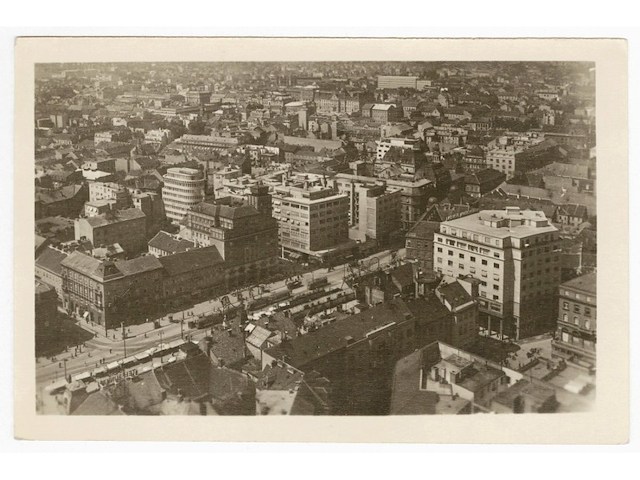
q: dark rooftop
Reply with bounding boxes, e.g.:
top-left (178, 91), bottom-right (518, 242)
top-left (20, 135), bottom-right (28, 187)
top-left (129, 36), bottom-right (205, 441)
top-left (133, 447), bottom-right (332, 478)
top-left (264, 298), bottom-right (413, 368)
top-left (158, 245), bottom-right (223, 276)
top-left (561, 272), bottom-right (596, 295)
top-left (148, 231), bottom-right (195, 254)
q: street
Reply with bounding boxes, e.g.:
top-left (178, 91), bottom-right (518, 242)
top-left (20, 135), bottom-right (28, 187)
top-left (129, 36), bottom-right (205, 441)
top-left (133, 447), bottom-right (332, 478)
top-left (36, 247), bottom-right (406, 390)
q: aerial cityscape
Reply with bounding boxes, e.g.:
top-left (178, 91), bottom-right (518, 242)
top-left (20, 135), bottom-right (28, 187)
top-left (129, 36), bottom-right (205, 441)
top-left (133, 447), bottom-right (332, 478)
top-left (34, 61), bottom-right (597, 416)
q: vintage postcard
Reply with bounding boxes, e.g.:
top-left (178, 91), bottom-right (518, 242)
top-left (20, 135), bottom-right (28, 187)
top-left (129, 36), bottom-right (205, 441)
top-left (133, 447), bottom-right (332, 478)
top-left (14, 37), bottom-right (628, 443)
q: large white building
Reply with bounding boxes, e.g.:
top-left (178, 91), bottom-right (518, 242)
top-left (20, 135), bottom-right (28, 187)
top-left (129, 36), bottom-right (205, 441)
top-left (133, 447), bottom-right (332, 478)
top-left (375, 137), bottom-right (419, 161)
top-left (162, 167), bottom-right (206, 223)
top-left (377, 75), bottom-right (418, 90)
top-left (433, 207), bottom-right (561, 340)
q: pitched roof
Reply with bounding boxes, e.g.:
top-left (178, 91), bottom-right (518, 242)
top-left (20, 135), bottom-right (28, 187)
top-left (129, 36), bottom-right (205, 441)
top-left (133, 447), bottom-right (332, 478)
top-left (71, 391), bottom-right (123, 416)
top-left (158, 246), bottom-right (223, 276)
top-left (35, 184), bottom-right (85, 204)
top-left (35, 246), bottom-right (68, 275)
top-left (561, 272), bottom-right (596, 295)
top-left (147, 231), bottom-right (195, 254)
top-left (264, 299), bottom-right (413, 368)
top-left (437, 281), bottom-right (473, 309)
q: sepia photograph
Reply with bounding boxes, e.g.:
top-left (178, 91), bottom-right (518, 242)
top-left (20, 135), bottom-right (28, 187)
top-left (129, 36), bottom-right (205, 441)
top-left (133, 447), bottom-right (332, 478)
top-left (13, 37), bottom-right (628, 443)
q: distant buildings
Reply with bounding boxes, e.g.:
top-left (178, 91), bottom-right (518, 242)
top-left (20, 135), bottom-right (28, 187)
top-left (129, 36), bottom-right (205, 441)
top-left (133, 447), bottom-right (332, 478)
top-left (464, 169), bottom-right (506, 198)
top-left (487, 138), bottom-right (560, 179)
top-left (433, 207), bottom-right (561, 339)
top-left (377, 75), bottom-right (418, 90)
top-left (552, 272), bottom-right (596, 371)
top-left (162, 167), bottom-right (206, 223)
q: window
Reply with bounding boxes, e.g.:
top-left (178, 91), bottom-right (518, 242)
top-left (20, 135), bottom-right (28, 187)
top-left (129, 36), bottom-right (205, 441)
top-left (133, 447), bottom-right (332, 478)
top-left (494, 253), bottom-right (500, 258)
top-left (437, 258), bottom-right (443, 264)
top-left (585, 319), bottom-right (591, 330)
top-left (563, 302), bottom-right (569, 310)
top-left (448, 260), bottom-right (453, 266)
top-left (481, 259), bottom-right (488, 266)
top-left (584, 307), bottom-right (591, 316)
top-left (562, 313), bottom-right (568, 322)
top-left (494, 263), bottom-right (500, 268)
top-left (459, 253), bottom-right (464, 259)
top-left (437, 247), bottom-right (442, 253)
top-left (573, 305), bottom-right (581, 314)
top-left (470, 256), bottom-right (476, 262)
top-left (493, 285), bottom-right (499, 291)
top-left (459, 264), bottom-right (464, 269)
top-left (448, 250), bottom-right (454, 256)
top-left (573, 316), bottom-right (579, 325)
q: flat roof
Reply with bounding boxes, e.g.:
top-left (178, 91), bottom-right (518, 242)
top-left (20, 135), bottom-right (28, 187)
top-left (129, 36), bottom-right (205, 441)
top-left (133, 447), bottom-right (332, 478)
top-left (442, 209), bottom-right (557, 239)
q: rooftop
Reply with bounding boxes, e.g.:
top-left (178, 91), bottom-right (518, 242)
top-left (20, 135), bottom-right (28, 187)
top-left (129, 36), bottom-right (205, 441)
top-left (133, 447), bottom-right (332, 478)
top-left (148, 231), bottom-right (195, 254)
top-left (80, 208), bottom-right (146, 228)
top-left (561, 272), bottom-right (597, 295)
top-left (158, 246), bottom-right (223, 276)
top-left (442, 208), bottom-right (557, 239)
top-left (35, 246), bottom-right (68, 275)
top-left (264, 298), bottom-right (413, 368)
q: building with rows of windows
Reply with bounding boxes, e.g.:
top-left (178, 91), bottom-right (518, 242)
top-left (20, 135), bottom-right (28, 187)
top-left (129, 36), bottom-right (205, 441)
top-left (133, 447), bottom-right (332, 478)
top-left (272, 183), bottom-right (350, 261)
top-left (162, 167), bottom-right (206, 223)
top-left (552, 272), bottom-right (596, 371)
top-left (433, 207), bottom-right (561, 340)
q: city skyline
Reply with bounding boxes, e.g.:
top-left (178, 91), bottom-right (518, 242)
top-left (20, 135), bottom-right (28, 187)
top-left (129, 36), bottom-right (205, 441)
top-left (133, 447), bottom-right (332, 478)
top-left (31, 56), bottom-right (599, 418)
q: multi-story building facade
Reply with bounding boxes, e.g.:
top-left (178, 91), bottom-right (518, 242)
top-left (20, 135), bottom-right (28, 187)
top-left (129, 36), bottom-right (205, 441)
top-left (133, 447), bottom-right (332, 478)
top-left (88, 181), bottom-right (131, 209)
top-left (433, 207), bottom-right (561, 340)
top-left (272, 184), bottom-right (349, 260)
top-left (181, 186), bottom-right (279, 282)
top-left (61, 252), bottom-right (165, 329)
top-left (375, 137), bottom-right (419, 161)
top-left (486, 139), bottom-right (559, 179)
top-left (552, 272), bottom-right (596, 370)
top-left (464, 169), bottom-right (506, 199)
top-left (405, 204), bottom-right (476, 274)
top-left (377, 75), bottom-right (418, 90)
top-left (162, 167), bottom-right (206, 223)
top-left (341, 181), bottom-right (402, 245)
top-left (370, 104), bottom-right (401, 124)
top-left (74, 208), bottom-right (147, 256)
top-left (335, 173), bottom-right (435, 231)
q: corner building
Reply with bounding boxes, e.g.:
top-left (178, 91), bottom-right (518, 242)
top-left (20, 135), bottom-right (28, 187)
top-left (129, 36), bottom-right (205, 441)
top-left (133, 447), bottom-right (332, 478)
top-left (551, 273), bottom-right (596, 371)
top-left (433, 207), bottom-right (561, 340)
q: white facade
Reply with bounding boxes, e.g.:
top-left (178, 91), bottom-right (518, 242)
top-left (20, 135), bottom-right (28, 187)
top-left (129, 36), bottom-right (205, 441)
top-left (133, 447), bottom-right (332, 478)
top-left (162, 167), bottom-right (205, 222)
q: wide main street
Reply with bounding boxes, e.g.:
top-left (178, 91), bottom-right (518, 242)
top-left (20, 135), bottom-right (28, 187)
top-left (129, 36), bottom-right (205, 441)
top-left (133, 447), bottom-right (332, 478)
top-left (36, 247), bottom-right (406, 389)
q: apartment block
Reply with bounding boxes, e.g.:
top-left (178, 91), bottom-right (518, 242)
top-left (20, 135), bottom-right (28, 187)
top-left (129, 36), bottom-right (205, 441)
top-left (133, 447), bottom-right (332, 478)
top-left (433, 207), bottom-right (561, 340)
